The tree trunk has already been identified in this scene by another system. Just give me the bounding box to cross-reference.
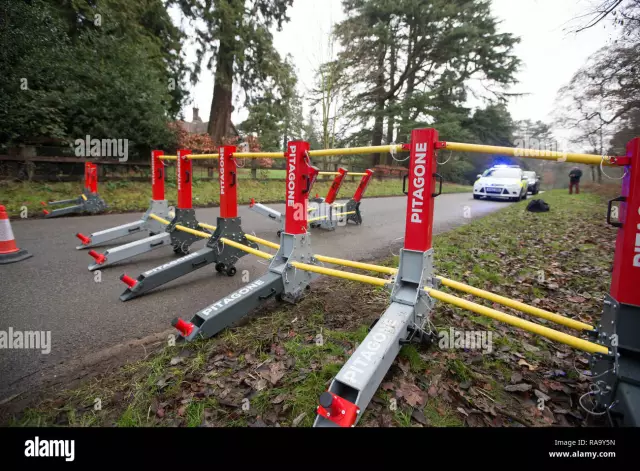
[384,37,396,166]
[208,0,239,144]
[370,44,386,167]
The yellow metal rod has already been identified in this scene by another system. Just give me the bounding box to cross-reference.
[159,155,178,160]
[436,276,593,331]
[148,216,601,354]
[149,214,593,334]
[219,237,273,260]
[426,288,607,354]
[442,142,613,166]
[187,154,218,159]
[318,172,339,175]
[334,211,356,217]
[308,216,328,222]
[314,255,397,275]
[232,152,286,159]
[198,222,217,232]
[308,144,407,157]
[149,213,170,225]
[317,171,367,176]
[291,261,389,287]
[245,234,280,250]
[81,194,88,201]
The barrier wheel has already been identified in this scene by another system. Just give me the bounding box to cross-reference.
[174,246,189,255]
[215,263,226,273]
[226,266,237,277]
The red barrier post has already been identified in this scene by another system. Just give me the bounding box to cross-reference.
[353,169,374,203]
[219,146,238,218]
[324,168,347,205]
[284,141,312,235]
[151,151,165,201]
[610,138,640,306]
[177,149,192,210]
[403,129,438,252]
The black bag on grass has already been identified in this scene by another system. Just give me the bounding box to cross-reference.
[526,199,550,213]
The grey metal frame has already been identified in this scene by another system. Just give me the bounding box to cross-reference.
[45,193,108,218]
[313,248,437,427]
[87,208,209,271]
[590,295,640,426]
[119,216,258,301]
[76,199,170,249]
[177,232,319,341]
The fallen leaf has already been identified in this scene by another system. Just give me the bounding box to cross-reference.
[518,359,538,371]
[511,372,523,384]
[170,356,184,366]
[396,381,426,407]
[271,394,286,404]
[567,296,585,303]
[457,407,469,417]
[292,412,306,427]
[534,389,551,402]
[412,409,429,425]
[381,382,395,391]
[522,343,540,353]
[156,408,165,418]
[505,383,532,392]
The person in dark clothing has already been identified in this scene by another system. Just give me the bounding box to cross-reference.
[569,167,582,194]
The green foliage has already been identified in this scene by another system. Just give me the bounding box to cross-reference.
[0,0,187,156]
[330,0,521,167]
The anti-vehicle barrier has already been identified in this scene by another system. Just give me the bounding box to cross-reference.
[41,162,107,218]
[117,145,260,301]
[166,128,637,427]
[75,151,171,249]
[86,150,210,271]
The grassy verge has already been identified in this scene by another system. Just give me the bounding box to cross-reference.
[0,178,471,219]
[6,189,615,427]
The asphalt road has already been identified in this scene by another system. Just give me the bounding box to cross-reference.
[0,194,509,400]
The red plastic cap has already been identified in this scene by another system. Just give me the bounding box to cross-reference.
[316,391,360,427]
[76,233,91,245]
[42,209,50,215]
[40,201,47,207]
[88,250,106,264]
[249,198,255,208]
[172,317,194,337]
[120,274,137,288]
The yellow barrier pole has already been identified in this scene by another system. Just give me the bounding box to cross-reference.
[440,142,612,166]
[334,211,356,217]
[148,213,170,225]
[186,154,219,159]
[148,212,594,333]
[291,261,389,287]
[81,194,88,201]
[436,276,593,331]
[159,155,178,161]
[219,237,274,260]
[426,288,607,354]
[308,144,408,157]
[309,216,328,223]
[232,152,286,159]
[313,255,397,275]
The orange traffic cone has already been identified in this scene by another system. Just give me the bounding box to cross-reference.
[0,205,32,264]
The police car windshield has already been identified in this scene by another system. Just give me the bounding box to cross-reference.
[483,168,520,179]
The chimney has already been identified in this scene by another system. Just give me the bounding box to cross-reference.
[193,107,200,122]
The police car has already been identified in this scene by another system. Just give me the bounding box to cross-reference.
[473,165,528,201]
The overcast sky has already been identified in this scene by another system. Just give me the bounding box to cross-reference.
[177,0,617,132]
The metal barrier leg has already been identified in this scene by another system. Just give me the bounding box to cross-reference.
[88,232,171,270]
[76,199,169,249]
[44,204,84,218]
[119,216,257,301]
